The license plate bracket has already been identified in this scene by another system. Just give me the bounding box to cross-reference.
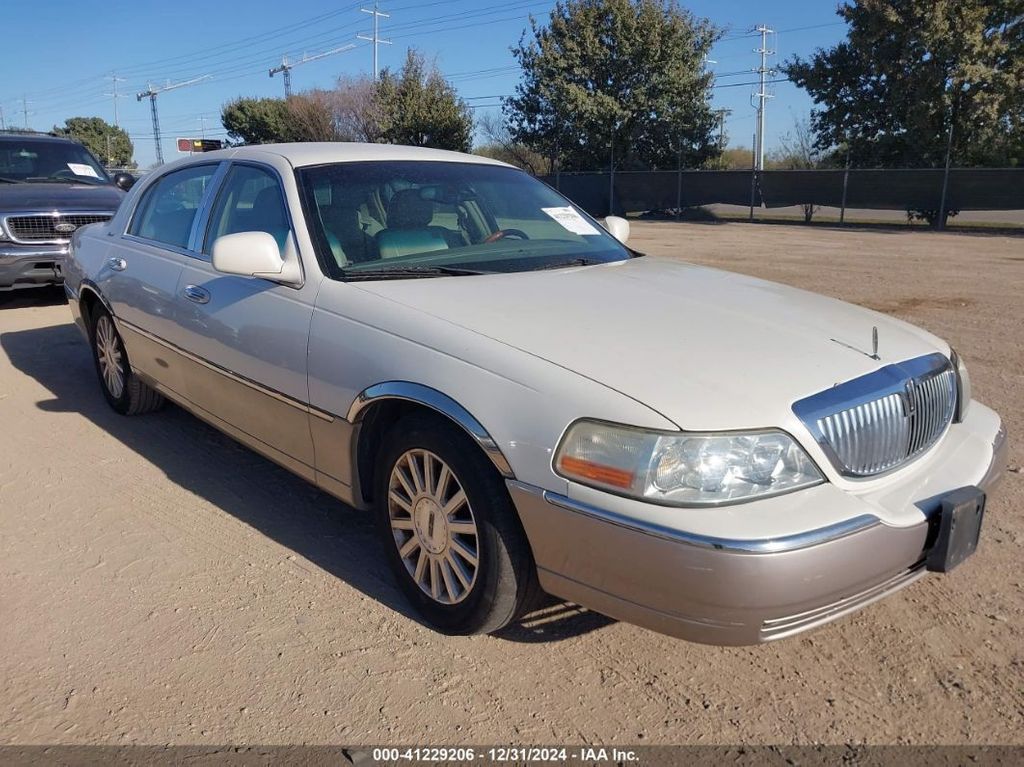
[926,486,986,573]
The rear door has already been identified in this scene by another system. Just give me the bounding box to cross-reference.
[99,162,223,396]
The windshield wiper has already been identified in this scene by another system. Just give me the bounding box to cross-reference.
[525,257,598,271]
[341,264,494,281]
[25,176,105,185]
[0,176,24,184]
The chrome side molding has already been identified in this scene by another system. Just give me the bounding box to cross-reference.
[347,381,514,478]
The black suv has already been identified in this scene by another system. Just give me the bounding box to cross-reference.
[0,132,133,292]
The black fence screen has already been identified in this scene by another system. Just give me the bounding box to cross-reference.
[540,168,1024,217]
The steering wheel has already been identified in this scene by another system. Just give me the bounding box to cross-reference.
[51,169,77,179]
[483,228,530,244]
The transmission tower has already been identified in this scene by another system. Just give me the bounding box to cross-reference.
[136,75,211,165]
[357,1,392,80]
[750,24,775,171]
[269,44,357,97]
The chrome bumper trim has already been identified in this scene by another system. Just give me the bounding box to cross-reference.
[514,481,881,555]
[979,424,1008,496]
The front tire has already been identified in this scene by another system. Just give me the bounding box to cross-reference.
[89,308,164,416]
[374,413,540,634]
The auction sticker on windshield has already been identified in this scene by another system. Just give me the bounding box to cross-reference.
[67,163,100,178]
[541,206,600,235]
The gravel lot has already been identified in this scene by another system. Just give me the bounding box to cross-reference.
[1,221,1021,746]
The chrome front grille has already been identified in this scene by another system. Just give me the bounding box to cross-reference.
[793,353,958,477]
[4,213,112,243]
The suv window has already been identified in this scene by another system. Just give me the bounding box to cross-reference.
[204,164,291,253]
[129,164,217,249]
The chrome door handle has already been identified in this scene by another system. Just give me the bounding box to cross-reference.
[107,257,127,272]
[182,284,211,304]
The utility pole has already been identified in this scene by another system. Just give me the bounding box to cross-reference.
[751,24,775,171]
[714,108,731,151]
[21,95,32,129]
[269,44,356,97]
[137,75,211,165]
[0,106,5,131]
[104,74,128,127]
[358,1,391,80]
[198,116,207,139]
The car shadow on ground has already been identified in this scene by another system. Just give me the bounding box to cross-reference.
[0,285,68,309]
[1,319,614,643]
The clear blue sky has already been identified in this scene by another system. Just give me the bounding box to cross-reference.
[2,0,848,167]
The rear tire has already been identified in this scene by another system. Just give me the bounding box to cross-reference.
[374,412,541,634]
[89,307,165,416]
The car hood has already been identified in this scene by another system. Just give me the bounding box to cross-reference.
[0,182,123,212]
[354,257,947,430]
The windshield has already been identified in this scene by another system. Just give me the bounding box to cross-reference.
[296,161,631,279]
[0,139,110,184]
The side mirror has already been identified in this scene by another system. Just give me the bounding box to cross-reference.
[112,172,136,191]
[603,215,630,245]
[212,231,287,280]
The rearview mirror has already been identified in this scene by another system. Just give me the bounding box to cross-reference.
[112,172,136,191]
[603,215,630,244]
[212,231,289,281]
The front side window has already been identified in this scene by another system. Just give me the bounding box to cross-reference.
[296,161,631,279]
[204,164,291,254]
[0,139,110,185]
[128,164,217,249]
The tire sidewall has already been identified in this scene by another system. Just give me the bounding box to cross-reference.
[374,415,515,634]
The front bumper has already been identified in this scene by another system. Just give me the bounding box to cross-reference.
[510,416,1007,646]
[0,244,68,291]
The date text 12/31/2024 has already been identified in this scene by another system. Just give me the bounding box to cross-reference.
[371,746,639,762]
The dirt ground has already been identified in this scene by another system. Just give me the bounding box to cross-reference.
[1,221,1021,747]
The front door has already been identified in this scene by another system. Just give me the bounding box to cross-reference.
[172,162,318,475]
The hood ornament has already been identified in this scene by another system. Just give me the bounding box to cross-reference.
[831,326,881,361]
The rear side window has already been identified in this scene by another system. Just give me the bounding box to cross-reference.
[204,164,291,254]
[128,164,217,249]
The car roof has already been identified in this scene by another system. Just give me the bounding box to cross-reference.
[0,132,79,144]
[191,142,513,169]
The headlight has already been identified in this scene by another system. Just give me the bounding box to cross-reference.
[951,349,971,422]
[554,420,824,506]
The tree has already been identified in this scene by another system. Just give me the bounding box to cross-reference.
[473,112,552,175]
[376,49,474,151]
[221,97,292,144]
[766,114,826,222]
[505,0,721,172]
[331,75,384,142]
[52,117,134,168]
[286,91,340,142]
[704,147,754,170]
[784,1,1024,174]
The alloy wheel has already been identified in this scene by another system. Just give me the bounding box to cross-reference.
[95,315,125,399]
[387,448,480,605]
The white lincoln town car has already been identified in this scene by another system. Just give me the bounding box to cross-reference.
[63,143,1006,645]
